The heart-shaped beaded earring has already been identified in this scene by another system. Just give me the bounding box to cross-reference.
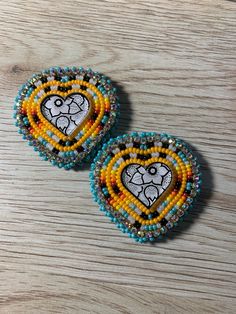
[14,67,119,169]
[90,132,201,243]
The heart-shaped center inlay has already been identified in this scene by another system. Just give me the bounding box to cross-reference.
[41,93,90,136]
[121,163,172,208]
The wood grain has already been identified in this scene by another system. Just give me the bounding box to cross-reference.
[0,0,236,313]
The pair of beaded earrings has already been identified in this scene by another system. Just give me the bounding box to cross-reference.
[14,67,201,243]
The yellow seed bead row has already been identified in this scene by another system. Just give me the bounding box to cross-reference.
[99,154,183,225]
[104,147,187,225]
[28,82,105,150]
[27,88,93,150]
[115,157,175,209]
[22,100,28,111]
[35,89,94,142]
[112,158,173,214]
[111,158,169,224]
[105,146,182,185]
[26,83,79,142]
[105,147,182,196]
[25,80,108,151]
[112,157,183,225]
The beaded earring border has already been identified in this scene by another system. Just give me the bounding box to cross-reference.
[14,67,119,169]
[90,132,201,243]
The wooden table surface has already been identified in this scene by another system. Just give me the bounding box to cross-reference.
[0,0,235,313]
